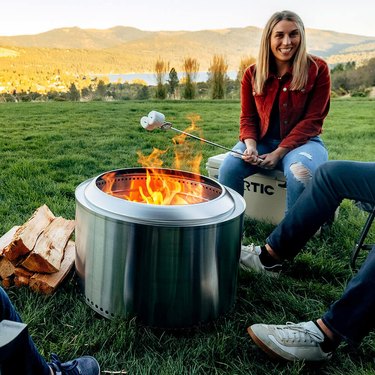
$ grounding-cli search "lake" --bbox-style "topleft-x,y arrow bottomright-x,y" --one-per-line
108,71 -> 238,85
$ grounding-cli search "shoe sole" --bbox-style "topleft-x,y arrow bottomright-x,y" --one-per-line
247,326 -> 289,361
239,264 -> 281,278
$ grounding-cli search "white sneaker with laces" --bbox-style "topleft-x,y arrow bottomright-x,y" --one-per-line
240,244 -> 281,277
248,321 -> 333,361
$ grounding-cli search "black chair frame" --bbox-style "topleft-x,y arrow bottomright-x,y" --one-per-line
350,206 -> 375,269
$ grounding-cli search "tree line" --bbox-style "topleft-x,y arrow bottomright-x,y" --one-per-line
330,59 -> 375,97
0,55 -> 374,102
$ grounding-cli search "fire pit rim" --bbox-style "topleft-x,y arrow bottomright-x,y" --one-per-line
75,167 -> 246,227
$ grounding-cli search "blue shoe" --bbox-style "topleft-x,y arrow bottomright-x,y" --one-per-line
49,353 -> 100,375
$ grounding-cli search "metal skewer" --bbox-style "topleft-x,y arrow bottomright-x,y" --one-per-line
160,122 -> 244,156
140,110 -> 264,161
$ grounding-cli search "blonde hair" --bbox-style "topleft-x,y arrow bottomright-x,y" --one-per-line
255,10 -> 313,93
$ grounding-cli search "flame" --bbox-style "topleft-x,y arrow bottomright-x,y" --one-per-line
102,114 -> 206,205
172,114 -> 202,174
137,147 -> 167,168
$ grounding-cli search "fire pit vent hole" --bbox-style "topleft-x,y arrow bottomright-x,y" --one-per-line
85,296 -> 115,318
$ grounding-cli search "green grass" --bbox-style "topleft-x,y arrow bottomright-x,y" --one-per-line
0,98 -> 374,374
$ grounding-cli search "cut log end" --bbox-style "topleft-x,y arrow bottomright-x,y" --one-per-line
29,241 -> 75,294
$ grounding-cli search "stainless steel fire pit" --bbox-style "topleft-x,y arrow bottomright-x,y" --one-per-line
75,167 -> 245,328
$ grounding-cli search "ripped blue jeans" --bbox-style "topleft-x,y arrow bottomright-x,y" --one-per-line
218,136 -> 328,213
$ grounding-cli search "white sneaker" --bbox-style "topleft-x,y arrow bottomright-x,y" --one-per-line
240,244 -> 282,277
248,321 -> 333,361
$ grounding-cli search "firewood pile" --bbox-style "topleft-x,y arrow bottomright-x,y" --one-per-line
0,205 -> 75,294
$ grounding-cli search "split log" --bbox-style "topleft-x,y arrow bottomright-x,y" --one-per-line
3,205 -> 55,262
0,226 -> 20,279
0,257 -> 15,280
29,241 -> 75,294
0,226 -> 20,255
14,275 -> 31,288
21,217 -> 75,273
14,267 -> 34,278
1,277 -> 13,288
14,277 -> 29,287
13,267 -> 35,287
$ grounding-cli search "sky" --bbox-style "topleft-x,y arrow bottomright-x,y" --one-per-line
2,0 -> 375,37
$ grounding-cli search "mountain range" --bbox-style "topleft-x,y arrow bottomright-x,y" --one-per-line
0,26 -> 375,75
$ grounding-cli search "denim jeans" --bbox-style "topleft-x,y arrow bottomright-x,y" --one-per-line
218,137 -> 328,212
0,287 -> 50,374
266,161 -> 375,344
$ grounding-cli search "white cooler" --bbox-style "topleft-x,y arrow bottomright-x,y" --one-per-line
206,153 -> 287,224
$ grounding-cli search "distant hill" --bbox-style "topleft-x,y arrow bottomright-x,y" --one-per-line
0,27 -> 153,49
0,26 -> 374,74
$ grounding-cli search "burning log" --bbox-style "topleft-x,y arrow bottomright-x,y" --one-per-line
21,217 -> 75,273
29,240 -> 75,294
3,205 -> 55,261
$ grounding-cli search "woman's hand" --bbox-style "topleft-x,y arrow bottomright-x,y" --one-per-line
257,152 -> 279,169
242,139 -> 263,165
258,147 -> 289,169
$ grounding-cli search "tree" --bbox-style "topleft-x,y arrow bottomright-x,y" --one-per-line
68,82 -> 80,101
136,85 -> 150,100
81,85 -> 94,101
331,61 -> 355,74
182,57 -> 199,100
95,80 -> 107,98
237,56 -> 256,82
167,68 -> 179,99
330,59 -> 375,96
154,59 -> 169,99
207,55 -> 228,99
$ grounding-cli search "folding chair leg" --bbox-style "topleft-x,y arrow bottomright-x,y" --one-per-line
350,208 -> 375,269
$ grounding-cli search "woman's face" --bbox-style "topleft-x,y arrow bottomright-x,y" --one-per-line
270,20 -> 301,66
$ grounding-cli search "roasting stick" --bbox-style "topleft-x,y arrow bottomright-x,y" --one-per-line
140,110 -> 264,162
160,122 -> 244,157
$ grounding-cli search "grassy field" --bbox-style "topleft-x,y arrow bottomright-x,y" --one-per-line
0,98 -> 374,374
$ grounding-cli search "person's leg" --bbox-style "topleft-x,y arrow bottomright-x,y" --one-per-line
281,137 -> 328,212
0,287 -> 100,374
0,287 -> 51,375
268,160 -> 375,259
248,246 -> 375,361
322,245 -> 375,345
218,141 -> 274,195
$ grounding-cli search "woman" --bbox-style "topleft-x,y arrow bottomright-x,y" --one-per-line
219,10 -> 330,213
